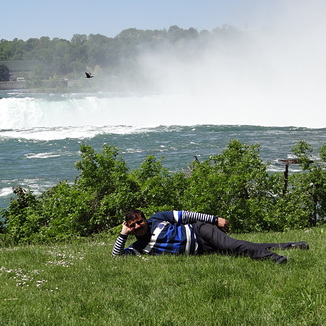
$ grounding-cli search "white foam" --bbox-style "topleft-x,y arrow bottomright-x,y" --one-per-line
123,148 -> 144,154
24,152 -> 62,159
1,92 -> 325,134
0,95 -> 166,130
0,125 -> 158,141
0,187 -> 13,198
2,179 -> 60,197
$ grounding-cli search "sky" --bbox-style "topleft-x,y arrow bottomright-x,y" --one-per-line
2,0 -> 284,40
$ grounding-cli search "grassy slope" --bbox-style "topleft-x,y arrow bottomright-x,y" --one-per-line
0,227 -> 325,326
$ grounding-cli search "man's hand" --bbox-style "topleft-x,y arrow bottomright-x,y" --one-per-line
217,217 -> 229,233
121,221 -> 133,236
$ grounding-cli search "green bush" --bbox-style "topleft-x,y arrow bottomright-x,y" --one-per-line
182,140 -> 273,232
74,144 -> 140,228
130,155 -> 187,211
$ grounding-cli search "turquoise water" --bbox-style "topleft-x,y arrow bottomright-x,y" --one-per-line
1,91 -> 326,209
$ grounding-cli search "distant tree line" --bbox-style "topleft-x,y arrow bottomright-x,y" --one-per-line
0,25 -> 242,90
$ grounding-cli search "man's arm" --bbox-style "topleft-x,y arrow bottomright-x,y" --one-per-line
179,211 -> 229,233
111,222 -> 137,256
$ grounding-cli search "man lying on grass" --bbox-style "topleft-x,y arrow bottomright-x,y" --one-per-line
112,210 -> 309,264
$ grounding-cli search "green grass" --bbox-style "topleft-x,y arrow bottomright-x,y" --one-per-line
0,227 -> 325,326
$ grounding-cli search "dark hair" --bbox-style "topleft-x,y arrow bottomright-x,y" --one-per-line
125,210 -> 146,223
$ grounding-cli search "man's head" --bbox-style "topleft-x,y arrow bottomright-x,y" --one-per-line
125,210 -> 148,237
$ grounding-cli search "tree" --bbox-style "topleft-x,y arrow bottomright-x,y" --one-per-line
0,63 -> 10,81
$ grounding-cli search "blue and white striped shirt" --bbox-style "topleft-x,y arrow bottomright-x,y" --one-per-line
112,210 -> 217,256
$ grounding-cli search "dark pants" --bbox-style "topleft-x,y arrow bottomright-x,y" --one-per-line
194,222 -> 292,260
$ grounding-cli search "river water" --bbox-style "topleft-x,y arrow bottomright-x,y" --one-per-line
1,91 -> 326,209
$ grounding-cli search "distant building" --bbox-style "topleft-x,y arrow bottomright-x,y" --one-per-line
0,60 -> 48,81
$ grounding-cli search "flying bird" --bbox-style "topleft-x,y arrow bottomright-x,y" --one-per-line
85,72 -> 93,78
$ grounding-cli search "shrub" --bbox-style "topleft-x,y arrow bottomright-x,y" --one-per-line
131,155 -> 187,210
183,140 -> 272,232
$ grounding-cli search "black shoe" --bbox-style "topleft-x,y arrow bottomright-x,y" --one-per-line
272,254 -> 288,264
290,241 -> 309,249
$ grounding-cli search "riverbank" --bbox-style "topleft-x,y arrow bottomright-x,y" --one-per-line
0,81 -> 27,90
0,79 -> 69,92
